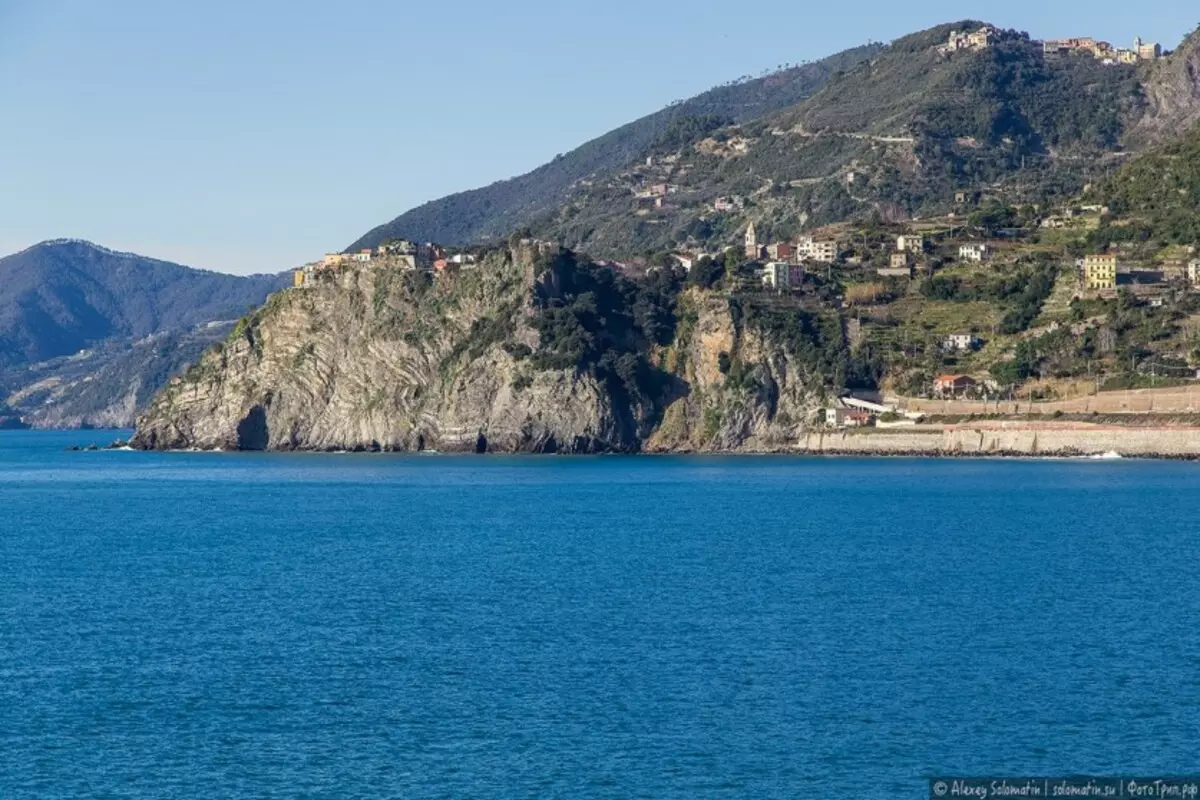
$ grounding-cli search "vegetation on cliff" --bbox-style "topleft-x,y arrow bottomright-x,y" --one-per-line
1089,123 -> 1200,246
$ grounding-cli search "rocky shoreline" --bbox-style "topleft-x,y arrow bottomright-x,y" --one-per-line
119,423 -> 1200,460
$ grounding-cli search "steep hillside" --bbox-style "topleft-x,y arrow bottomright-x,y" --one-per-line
345,42 -> 883,250
1089,121 -> 1200,246
0,240 -> 288,368
1127,26 -> 1200,145
535,22 -> 1158,258
132,249 -> 840,452
348,23 -> 1200,263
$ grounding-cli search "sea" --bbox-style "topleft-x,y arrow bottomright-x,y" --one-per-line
1,430 -> 1197,798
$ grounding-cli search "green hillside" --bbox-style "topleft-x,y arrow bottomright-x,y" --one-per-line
1090,123 -> 1200,246
349,22 -> 1200,264
531,22 -> 1158,259
345,42 -> 884,250
0,239 -> 287,368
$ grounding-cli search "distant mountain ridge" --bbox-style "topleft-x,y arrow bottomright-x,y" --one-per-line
0,239 -> 289,427
346,42 -> 885,251
0,239 -> 287,368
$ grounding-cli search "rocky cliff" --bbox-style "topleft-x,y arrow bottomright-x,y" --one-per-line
644,290 -> 828,452
131,248 -> 838,453
1128,28 -> 1200,146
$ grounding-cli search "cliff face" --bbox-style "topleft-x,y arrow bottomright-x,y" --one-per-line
131,250 -> 835,453
1128,29 -> 1200,146
132,249 -> 635,453
646,290 -> 825,452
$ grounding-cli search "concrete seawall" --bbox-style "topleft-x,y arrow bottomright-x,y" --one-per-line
799,423 -> 1200,458
897,385 -> 1200,416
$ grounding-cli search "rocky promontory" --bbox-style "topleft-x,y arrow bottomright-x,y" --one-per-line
131,245 -> 832,453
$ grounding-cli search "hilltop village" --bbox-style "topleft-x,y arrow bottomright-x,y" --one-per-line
937,25 -> 1163,64
292,240 -> 483,288
539,21 -> 1173,263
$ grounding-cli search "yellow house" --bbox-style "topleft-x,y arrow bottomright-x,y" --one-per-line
293,269 -> 306,288
1084,254 -> 1117,290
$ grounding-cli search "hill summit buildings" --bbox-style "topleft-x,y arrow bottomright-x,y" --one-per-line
937,26 -> 1163,65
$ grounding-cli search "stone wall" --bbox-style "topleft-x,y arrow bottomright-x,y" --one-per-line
897,385 -> 1200,416
800,423 -> 1200,457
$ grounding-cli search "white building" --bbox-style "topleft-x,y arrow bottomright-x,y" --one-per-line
1188,259 -> 1200,287
761,261 -> 791,289
896,235 -> 925,253
672,253 -> 699,272
797,236 -> 839,263
825,407 -> 872,428
959,244 -> 990,263
943,334 -> 980,352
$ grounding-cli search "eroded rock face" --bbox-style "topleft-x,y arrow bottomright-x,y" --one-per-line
131,249 -> 833,454
644,289 -> 826,453
1129,31 -> 1200,146
131,248 -> 637,453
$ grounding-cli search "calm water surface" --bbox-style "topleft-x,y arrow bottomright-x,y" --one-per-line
1,431 -> 1198,798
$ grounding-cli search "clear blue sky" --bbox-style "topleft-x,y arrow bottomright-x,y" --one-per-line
0,0 -> 1192,274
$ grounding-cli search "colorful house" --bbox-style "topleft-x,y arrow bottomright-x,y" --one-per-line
933,375 -> 977,398
1084,254 -> 1118,290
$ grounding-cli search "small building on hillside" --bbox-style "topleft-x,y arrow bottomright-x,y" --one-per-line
672,253 -> 697,272
1187,259 -> 1200,288
351,249 -> 373,263
1135,37 -> 1162,60
959,243 -> 990,263
761,262 -> 791,289
896,235 -> 925,254
890,252 -> 912,269
933,374 -> 977,399
1084,254 -> 1118,290
942,333 -> 980,352
939,27 -> 996,55
417,243 -> 446,267
766,242 -> 795,262
797,236 -> 839,263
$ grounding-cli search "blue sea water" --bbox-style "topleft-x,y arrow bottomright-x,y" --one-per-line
1,430 -> 1198,798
